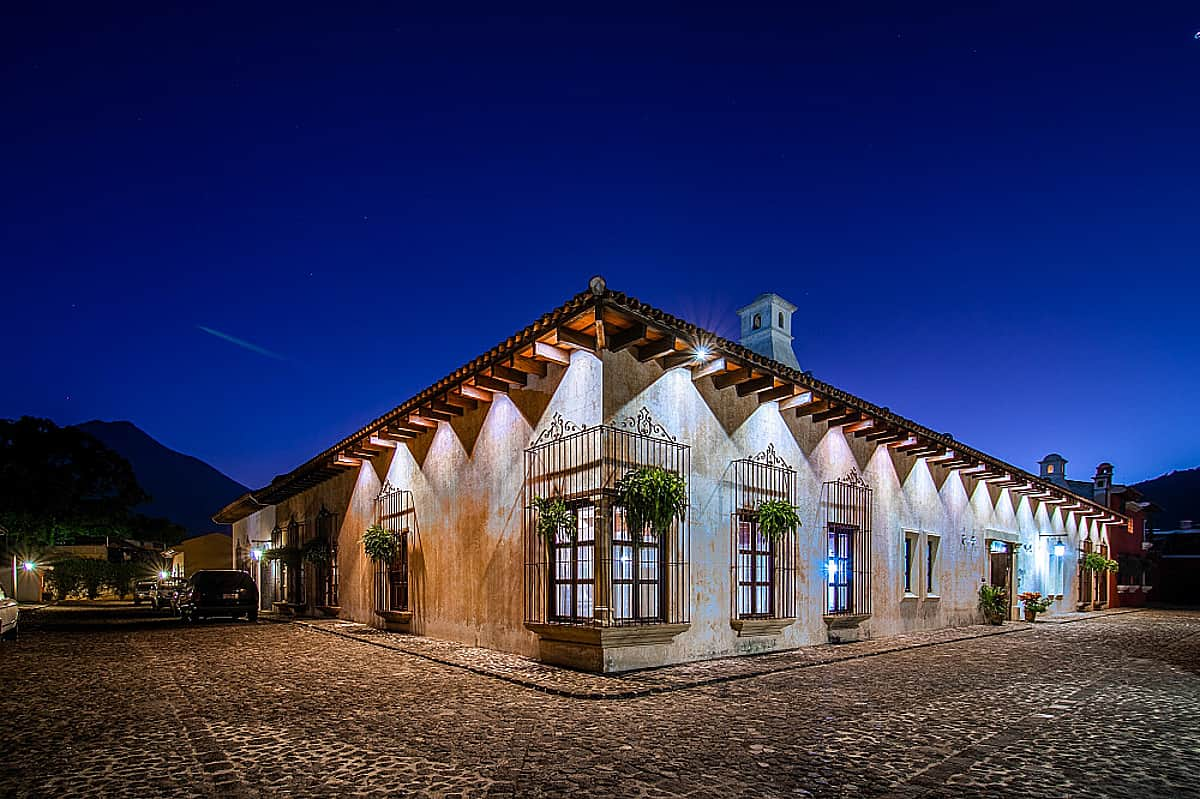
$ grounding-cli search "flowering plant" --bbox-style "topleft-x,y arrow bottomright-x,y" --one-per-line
1018,591 -> 1052,615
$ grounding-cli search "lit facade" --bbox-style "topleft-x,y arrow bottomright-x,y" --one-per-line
217,280 -> 1127,672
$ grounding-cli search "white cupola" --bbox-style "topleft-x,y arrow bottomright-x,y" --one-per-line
736,293 -> 799,369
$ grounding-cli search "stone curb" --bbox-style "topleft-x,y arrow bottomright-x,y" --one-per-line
292,619 -> 1042,701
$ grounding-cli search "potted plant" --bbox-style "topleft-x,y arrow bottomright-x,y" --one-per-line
1017,591 -> 1052,622
262,546 -> 301,566
615,466 -> 687,544
362,523 -> 398,563
756,500 -> 801,541
1081,552 -> 1118,574
978,584 -> 1008,625
531,496 -> 576,547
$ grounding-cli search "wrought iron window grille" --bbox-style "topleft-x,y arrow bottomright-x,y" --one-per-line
524,422 -> 690,628
823,472 -> 873,617
375,482 -> 415,613
730,445 -> 797,621
316,506 -> 339,608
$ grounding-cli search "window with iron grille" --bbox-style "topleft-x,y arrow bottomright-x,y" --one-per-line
550,505 -> 596,623
729,445 -> 796,621
375,482 -> 415,613
524,415 -> 689,628
316,507 -> 339,608
823,470 -> 872,617
925,534 -> 940,595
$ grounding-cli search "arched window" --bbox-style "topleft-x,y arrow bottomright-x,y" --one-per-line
752,313 -> 761,330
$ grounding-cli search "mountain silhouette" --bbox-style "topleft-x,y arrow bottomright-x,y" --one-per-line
1132,466 -> 1200,530
75,420 -> 247,538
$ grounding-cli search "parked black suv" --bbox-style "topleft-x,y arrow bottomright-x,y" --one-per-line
176,570 -> 259,623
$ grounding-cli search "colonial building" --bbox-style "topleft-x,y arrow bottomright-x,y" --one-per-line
216,279 -> 1127,672
1037,456 -> 1157,608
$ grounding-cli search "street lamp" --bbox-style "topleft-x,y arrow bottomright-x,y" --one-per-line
22,561 -> 36,573
158,570 -> 169,580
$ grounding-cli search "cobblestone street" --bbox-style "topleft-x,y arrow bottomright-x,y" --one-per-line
1,607 -> 1198,798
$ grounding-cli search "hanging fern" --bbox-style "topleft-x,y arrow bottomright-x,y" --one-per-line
615,466 -> 687,544
531,496 -> 576,547
1081,552 -> 1118,573
756,500 -> 800,541
362,524 -> 399,563
301,537 -> 332,565
262,546 -> 300,565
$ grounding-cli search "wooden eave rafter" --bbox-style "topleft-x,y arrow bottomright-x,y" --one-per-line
692,357 -> 727,381
735,375 -> 777,397
555,325 -> 597,351
216,285 -> 1130,528
712,366 -> 755,391
607,322 -> 647,352
636,336 -> 679,362
509,355 -> 548,378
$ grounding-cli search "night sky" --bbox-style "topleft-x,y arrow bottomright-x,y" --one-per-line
4,3 -> 1198,490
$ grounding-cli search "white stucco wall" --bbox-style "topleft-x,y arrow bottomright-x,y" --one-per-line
247,343 -> 1098,671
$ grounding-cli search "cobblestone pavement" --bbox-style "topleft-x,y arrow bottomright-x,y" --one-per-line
1,606 -> 1197,798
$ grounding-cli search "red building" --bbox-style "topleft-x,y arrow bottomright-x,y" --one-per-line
1037,457 -> 1157,608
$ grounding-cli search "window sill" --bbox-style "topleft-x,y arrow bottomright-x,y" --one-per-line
526,621 -> 690,649
901,593 -> 918,602
924,594 -> 941,601
731,617 -> 795,638
822,612 -> 871,629
375,609 -> 412,628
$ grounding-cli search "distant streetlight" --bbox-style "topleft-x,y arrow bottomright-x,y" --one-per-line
21,561 -> 36,573
158,570 -> 169,580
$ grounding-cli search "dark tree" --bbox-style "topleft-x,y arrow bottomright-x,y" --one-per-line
0,416 -> 167,547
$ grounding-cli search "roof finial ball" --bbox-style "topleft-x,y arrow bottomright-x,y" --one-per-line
588,275 -> 607,296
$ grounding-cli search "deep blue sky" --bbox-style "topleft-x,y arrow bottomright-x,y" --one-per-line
3,3 -> 1198,490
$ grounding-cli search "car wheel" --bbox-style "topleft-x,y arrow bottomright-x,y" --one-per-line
248,610 -> 258,623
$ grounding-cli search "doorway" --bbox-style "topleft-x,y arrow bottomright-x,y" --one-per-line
989,540 -> 1016,620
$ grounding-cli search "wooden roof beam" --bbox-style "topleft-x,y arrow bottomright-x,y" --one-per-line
778,391 -> 814,410
473,374 -> 511,393
736,375 -> 776,397
794,399 -> 832,419
509,356 -> 548,378
607,322 -> 647,353
692,357 -> 728,381
459,383 -> 494,402
893,439 -> 931,454
376,429 -> 416,442
531,341 -> 571,366
443,392 -> 478,411
810,405 -> 847,424
660,351 -> 696,370
712,366 -> 754,391
422,405 -> 456,422
429,400 -> 465,417
757,384 -> 797,403
490,364 -> 528,386
862,426 -> 898,440
825,410 -> 864,428
555,326 -> 597,352
407,414 -> 439,429
635,336 -> 678,362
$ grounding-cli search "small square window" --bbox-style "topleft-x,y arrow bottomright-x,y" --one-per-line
903,531 -> 919,595
926,535 -> 940,595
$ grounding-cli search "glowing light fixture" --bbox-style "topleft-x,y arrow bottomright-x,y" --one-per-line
158,570 -> 169,580
250,547 -> 264,562
1054,543 -> 1066,557
21,561 -> 36,573
826,559 -> 838,579
692,345 -> 713,362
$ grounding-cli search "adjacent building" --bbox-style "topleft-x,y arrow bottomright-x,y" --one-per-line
1038,456 -> 1158,607
162,532 -> 233,578
216,280 -> 1127,672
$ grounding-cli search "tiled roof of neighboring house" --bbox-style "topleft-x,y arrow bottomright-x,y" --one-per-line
213,279 -> 1128,527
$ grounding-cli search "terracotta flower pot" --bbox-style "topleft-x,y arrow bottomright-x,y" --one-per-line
1024,608 -> 1037,623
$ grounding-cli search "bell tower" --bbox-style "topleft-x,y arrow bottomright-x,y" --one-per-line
736,293 -> 799,370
